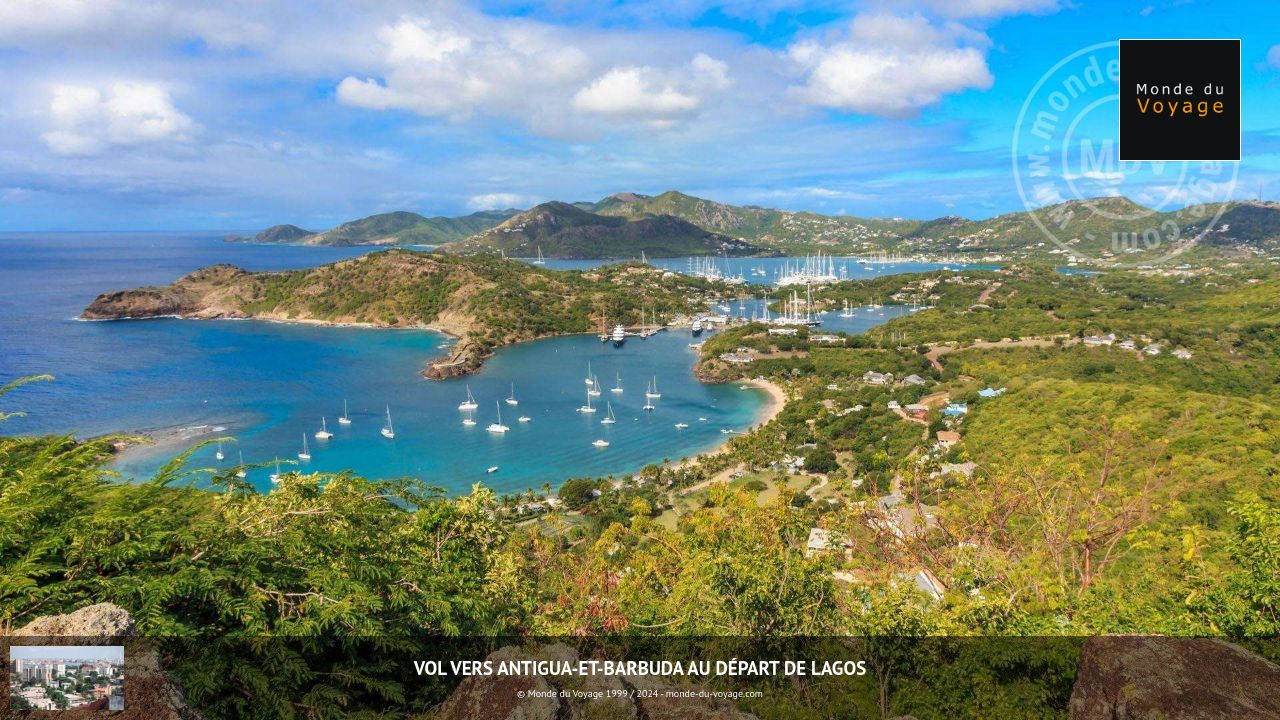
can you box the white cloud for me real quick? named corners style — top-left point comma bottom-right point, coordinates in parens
top-left (571, 54), bottom-right (730, 125)
top-left (337, 15), bottom-right (592, 121)
top-left (786, 13), bottom-right (993, 118)
top-left (466, 192), bottom-right (529, 210)
top-left (40, 82), bottom-right (196, 156)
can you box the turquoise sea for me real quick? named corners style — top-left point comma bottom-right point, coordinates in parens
top-left (0, 233), bottom-right (917, 495)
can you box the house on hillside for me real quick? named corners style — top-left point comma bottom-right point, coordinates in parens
top-left (942, 402), bottom-right (968, 416)
top-left (1082, 333), bottom-right (1116, 346)
top-left (904, 403), bottom-right (929, 419)
top-left (977, 387), bottom-right (1006, 398)
top-left (1173, 348), bottom-right (1193, 359)
top-left (1144, 343), bottom-right (1162, 355)
top-left (862, 370), bottom-right (894, 385)
top-left (806, 527), bottom-right (852, 558)
top-left (910, 568), bottom-right (947, 601)
top-left (936, 430), bottom-right (961, 450)
top-left (902, 374), bottom-right (928, 386)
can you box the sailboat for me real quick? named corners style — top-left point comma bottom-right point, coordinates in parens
top-left (640, 250), bottom-right (648, 265)
top-left (269, 457), bottom-right (282, 484)
top-left (381, 406), bottom-right (395, 439)
top-left (585, 362), bottom-right (595, 385)
top-left (298, 433), bottom-right (311, 461)
top-left (315, 417), bottom-right (333, 440)
top-left (646, 376), bottom-right (661, 399)
top-left (235, 451), bottom-right (247, 479)
top-left (601, 402), bottom-right (616, 424)
top-left (505, 383), bottom-right (519, 406)
top-left (612, 372), bottom-right (623, 393)
top-left (674, 422), bottom-right (688, 429)
top-left (462, 409), bottom-right (476, 426)
top-left (588, 374), bottom-right (601, 397)
top-left (840, 299), bottom-right (854, 318)
top-left (577, 387), bottom-right (596, 413)
top-left (338, 399), bottom-right (352, 425)
top-left (533, 246), bottom-right (546, 265)
top-left (215, 440), bottom-right (224, 461)
top-left (487, 401), bottom-right (509, 433)
top-left (458, 385), bottom-right (478, 411)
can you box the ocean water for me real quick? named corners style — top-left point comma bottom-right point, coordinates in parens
top-left (534, 256), bottom-right (998, 284)
top-left (0, 234), bottom-right (936, 494)
top-left (1, 234), bottom-right (916, 495)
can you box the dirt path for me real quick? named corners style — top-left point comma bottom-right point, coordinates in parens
top-left (976, 282), bottom-right (1002, 304)
top-left (925, 336), bottom-right (1073, 372)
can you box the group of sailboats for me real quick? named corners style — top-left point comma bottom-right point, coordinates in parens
top-left (458, 383), bottom-right (529, 431)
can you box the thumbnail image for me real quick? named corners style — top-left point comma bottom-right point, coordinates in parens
top-left (8, 646), bottom-right (124, 711)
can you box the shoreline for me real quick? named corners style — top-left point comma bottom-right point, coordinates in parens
top-left (672, 377), bottom-right (786, 473)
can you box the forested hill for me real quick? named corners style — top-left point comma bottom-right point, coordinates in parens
top-left (439, 201), bottom-right (762, 258)
top-left (80, 249), bottom-right (724, 377)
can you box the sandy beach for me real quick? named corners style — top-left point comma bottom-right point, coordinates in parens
top-left (672, 377), bottom-right (787, 473)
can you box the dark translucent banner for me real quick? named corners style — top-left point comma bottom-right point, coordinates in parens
top-left (4, 636), bottom-right (1278, 718)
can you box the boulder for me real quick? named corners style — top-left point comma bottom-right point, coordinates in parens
top-left (1069, 636), bottom-right (1280, 720)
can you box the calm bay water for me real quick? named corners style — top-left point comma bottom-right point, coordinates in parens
top-left (0, 233), bottom-right (914, 495)
top-left (534, 256), bottom-right (998, 284)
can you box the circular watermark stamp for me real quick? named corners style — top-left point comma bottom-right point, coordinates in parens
top-left (1012, 41), bottom-right (1238, 267)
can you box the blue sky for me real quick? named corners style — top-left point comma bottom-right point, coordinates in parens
top-left (0, 0), bottom-right (1276, 231)
top-left (11, 645), bottom-right (124, 662)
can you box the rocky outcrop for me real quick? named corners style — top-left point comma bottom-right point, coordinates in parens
top-left (5, 604), bottom-right (202, 720)
top-left (428, 644), bottom-right (756, 720)
top-left (1069, 636), bottom-right (1280, 720)
top-left (12, 603), bottom-right (135, 639)
top-left (81, 264), bottom-right (248, 320)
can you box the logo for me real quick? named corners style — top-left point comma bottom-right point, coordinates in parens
top-left (1012, 41), bottom-right (1238, 267)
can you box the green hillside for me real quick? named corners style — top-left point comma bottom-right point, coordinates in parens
top-left (443, 201), bottom-right (762, 258)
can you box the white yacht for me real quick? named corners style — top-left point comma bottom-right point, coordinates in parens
top-left (645, 376), bottom-right (661, 399)
top-left (315, 417), bottom-right (333, 440)
top-left (674, 422), bottom-right (688, 429)
top-left (215, 440), bottom-right (224, 461)
top-left (533, 246), bottom-right (545, 265)
top-left (298, 433), bottom-right (311, 461)
top-left (506, 383), bottom-right (519, 406)
top-left (611, 372), bottom-right (623, 393)
top-left (601, 402), bottom-right (616, 424)
top-left (487, 401), bottom-right (509, 433)
top-left (585, 362), bottom-right (595, 385)
top-left (518, 415), bottom-right (531, 423)
top-left (462, 409), bottom-right (476, 426)
top-left (592, 439), bottom-right (610, 447)
top-left (269, 457), bottom-right (282, 484)
top-left (381, 406), bottom-right (395, 439)
top-left (611, 324), bottom-right (626, 347)
top-left (577, 387), bottom-right (596, 413)
top-left (338, 399), bottom-right (352, 425)
top-left (235, 451), bottom-right (247, 479)
top-left (458, 385), bottom-right (478, 411)
top-left (691, 318), bottom-right (703, 336)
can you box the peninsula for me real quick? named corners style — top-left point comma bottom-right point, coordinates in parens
top-left (80, 249), bottom-right (727, 378)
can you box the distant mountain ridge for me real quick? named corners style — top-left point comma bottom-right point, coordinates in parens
top-left (233, 192), bottom-right (1280, 262)
top-left (234, 209), bottom-right (517, 247)
top-left (441, 201), bottom-right (762, 258)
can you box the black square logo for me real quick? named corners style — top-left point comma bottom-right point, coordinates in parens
top-left (1119, 39), bottom-right (1240, 161)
